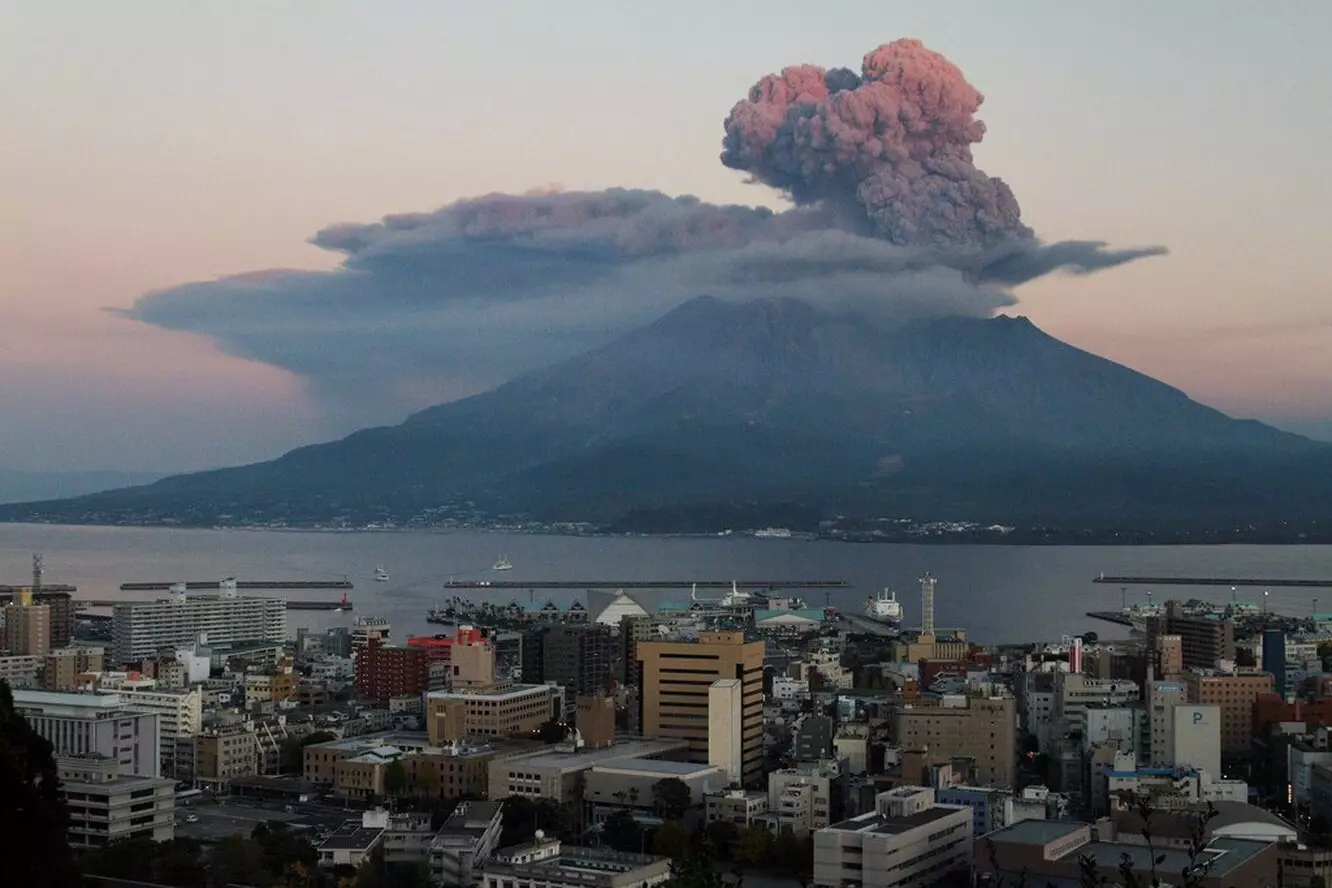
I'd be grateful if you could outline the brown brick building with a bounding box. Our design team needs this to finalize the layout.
[1186,670,1274,757]
[355,641,430,703]
[893,696,1017,789]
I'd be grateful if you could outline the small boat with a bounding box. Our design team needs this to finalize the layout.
[373,565,390,582]
[492,556,513,571]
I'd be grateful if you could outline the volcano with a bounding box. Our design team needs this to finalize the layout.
[7,296,1330,541]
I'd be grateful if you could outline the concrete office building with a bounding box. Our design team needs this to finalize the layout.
[431,801,506,887]
[426,683,558,737]
[708,678,743,785]
[1146,680,1188,767]
[482,838,670,888]
[1186,670,1275,758]
[769,760,844,837]
[0,653,42,687]
[576,692,616,749]
[489,738,689,804]
[117,686,203,776]
[1154,634,1184,681]
[111,582,285,663]
[1149,603,1235,670]
[522,623,613,699]
[637,629,765,784]
[14,689,160,777]
[1172,705,1223,779]
[4,594,51,657]
[894,697,1018,789]
[1263,630,1288,697]
[585,759,726,825]
[0,587,73,648]
[58,754,176,848]
[43,646,105,691]
[812,787,971,888]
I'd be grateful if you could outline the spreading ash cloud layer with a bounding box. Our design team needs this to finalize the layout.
[121,38,1165,427]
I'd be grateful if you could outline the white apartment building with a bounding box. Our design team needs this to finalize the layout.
[58,754,175,848]
[812,787,971,888]
[111,583,285,663]
[768,760,841,836]
[770,676,810,706]
[0,654,42,688]
[14,689,161,777]
[117,686,203,775]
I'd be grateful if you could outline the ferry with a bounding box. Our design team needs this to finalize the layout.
[865,588,904,627]
[373,566,390,582]
[753,527,793,539]
[493,556,513,571]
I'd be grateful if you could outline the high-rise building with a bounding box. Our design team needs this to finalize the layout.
[1154,634,1184,680]
[636,629,765,784]
[1186,670,1275,758]
[356,642,431,703]
[1171,704,1223,778]
[111,585,285,663]
[576,692,616,749]
[4,591,51,657]
[894,697,1017,789]
[42,647,105,692]
[0,588,72,647]
[708,678,743,785]
[58,754,176,848]
[1263,630,1288,697]
[1146,680,1188,767]
[1148,603,1235,670]
[14,689,161,777]
[812,787,971,888]
[116,686,203,776]
[522,624,613,698]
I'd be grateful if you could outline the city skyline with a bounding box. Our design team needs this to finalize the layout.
[4,1,1330,473]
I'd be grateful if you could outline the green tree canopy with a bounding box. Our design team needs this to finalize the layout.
[651,819,691,860]
[733,823,774,868]
[383,758,408,798]
[0,679,79,888]
[652,777,693,820]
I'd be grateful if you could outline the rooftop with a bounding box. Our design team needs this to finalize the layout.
[987,819,1089,846]
[427,683,553,702]
[1079,838,1270,878]
[319,820,385,852]
[592,758,720,776]
[498,739,690,773]
[828,805,964,835]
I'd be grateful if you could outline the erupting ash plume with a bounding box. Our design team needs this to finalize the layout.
[722,39,1026,249]
[118,37,1167,427]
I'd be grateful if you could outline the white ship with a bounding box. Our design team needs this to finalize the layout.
[753,527,793,538]
[866,588,904,626]
[493,556,513,571]
[373,565,390,582]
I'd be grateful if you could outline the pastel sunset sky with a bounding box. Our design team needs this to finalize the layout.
[3,1,1329,472]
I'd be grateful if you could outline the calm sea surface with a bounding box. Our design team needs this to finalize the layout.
[2,524,1330,645]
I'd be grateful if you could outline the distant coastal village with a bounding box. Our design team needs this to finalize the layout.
[2,552,1330,887]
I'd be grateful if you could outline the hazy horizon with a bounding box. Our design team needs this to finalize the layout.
[4,1,1330,473]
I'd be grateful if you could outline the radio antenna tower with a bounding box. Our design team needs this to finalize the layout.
[32,553,44,592]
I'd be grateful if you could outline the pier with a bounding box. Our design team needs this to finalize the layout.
[442,579,848,590]
[119,580,353,591]
[1094,575,1332,588]
[1086,610,1135,627]
[0,584,76,593]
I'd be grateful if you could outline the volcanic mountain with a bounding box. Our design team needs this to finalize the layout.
[7,296,1331,539]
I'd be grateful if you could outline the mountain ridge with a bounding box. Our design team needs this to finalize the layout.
[2,296,1328,539]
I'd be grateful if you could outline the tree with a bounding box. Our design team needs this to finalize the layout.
[704,820,739,861]
[733,823,774,868]
[652,777,692,820]
[664,840,725,888]
[384,758,408,799]
[281,730,338,774]
[252,820,319,880]
[651,820,691,860]
[209,833,272,888]
[1081,631,1099,645]
[534,718,567,744]
[601,809,643,853]
[0,679,79,888]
